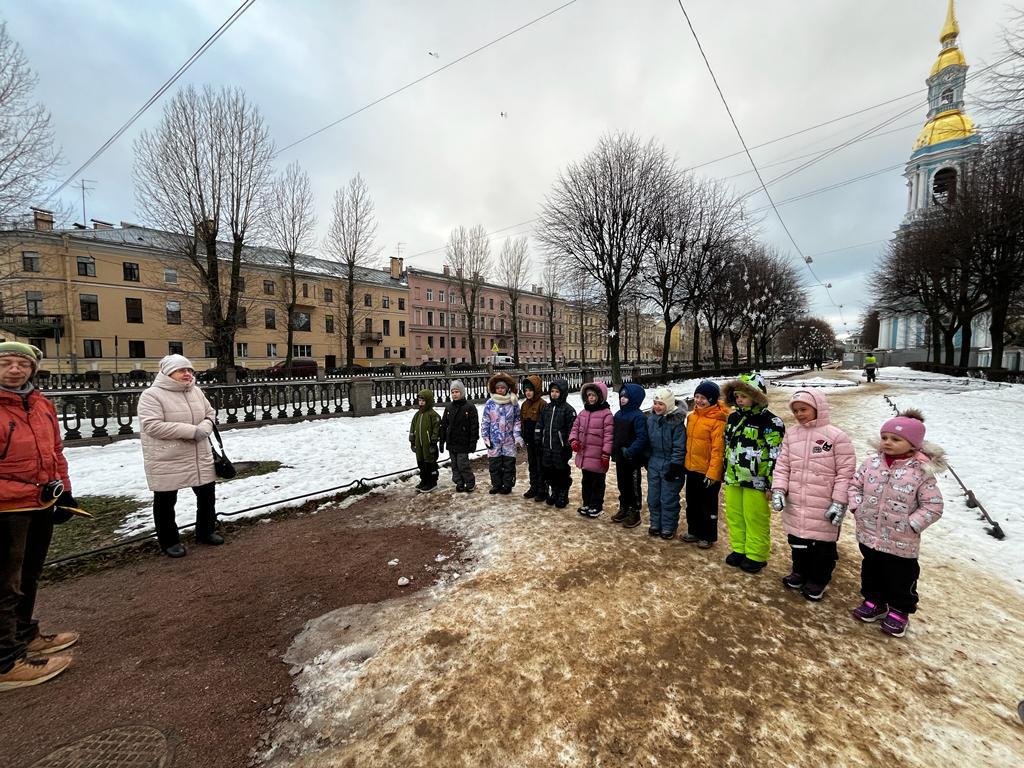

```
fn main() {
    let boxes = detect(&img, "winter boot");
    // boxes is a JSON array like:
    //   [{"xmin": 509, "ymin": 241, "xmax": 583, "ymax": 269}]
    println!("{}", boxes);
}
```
[
  {"xmin": 697, "ymin": 540, "xmax": 714, "ymax": 549},
  {"xmin": 801, "ymin": 583, "xmax": 826, "ymax": 601},
  {"xmin": 679, "ymin": 532, "xmax": 699, "ymax": 543},
  {"xmin": 622, "ymin": 507, "xmax": 642, "ymax": 529},
  {"xmin": 781, "ymin": 572, "xmax": 805, "ymax": 590},
  {"xmin": 0, "ymin": 655, "xmax": 71, "ymax": 692},
  {"xmin": 647, "ymin": 526, "xmax": 660, "ymax": 537},
  {"xmin": 555, "ymin": 487, "xmax": 569, "ymax": 509},
  {"xmin": 879, "ymin": 609, "xmax": 910, "ymax": 638},
  {"xmin": 523, "ymin": 487, "xmax": 537, "ymax": 499},
  {"xmin": 740, "ymin": 557, "xmax": 766, "ymax": 574},
  {"xmin": 610, "ymin": 506, "xmax": 629, "ymax": 524},
  {"xmin": 725, "ymin": 551, "xmax": 745, "ymax": 568},
  {"xmin": 851, "ymin": 600, "xmax": 887, "ymax": 623}
]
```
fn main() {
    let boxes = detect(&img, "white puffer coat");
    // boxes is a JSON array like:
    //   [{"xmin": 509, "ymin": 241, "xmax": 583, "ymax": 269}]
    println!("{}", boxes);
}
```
[{"xmin": 138, "ymin": 373, "xmax": 216, "ymax": 492}]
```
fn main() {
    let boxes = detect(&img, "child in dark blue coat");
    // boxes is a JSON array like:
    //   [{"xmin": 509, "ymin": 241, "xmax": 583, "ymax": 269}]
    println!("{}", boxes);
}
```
[{"xmin": 611, "ymin": 383, "xmax": 649, "ymax": 529}]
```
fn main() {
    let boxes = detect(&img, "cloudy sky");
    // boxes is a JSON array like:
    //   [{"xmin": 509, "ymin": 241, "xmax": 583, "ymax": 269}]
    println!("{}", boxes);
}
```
[{"xmin": 3, "ymin": 0, "xmax": 1012, "ymax": 336}]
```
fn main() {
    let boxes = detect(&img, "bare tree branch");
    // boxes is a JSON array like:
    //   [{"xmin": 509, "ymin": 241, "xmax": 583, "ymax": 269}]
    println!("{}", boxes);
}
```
[
  {"xmin": 446, "ymin": 224, "xmax": 491, "ymax": 365},
  {"xmin": 496, "ymin": 236, "xmax": 530, "ymax": 366}
]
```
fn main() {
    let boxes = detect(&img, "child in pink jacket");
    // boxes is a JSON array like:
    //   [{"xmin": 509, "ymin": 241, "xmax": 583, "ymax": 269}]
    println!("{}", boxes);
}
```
[
  {"xmin": 569, "ymin": 381, "xmax": 614, "ymax": 518},
  {"xmin": 847, "ymin": 409, "xmax": 945, "ymax": 638},
  {"xmin": 771, "ymin": 389, "xmax": 856, "ymax": 602}
]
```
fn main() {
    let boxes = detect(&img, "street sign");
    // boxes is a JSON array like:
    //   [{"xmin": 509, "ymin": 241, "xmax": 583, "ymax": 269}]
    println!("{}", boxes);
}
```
[{"xmin": 491, "ymin": 342, "xmax": 499, "ymax": 353}]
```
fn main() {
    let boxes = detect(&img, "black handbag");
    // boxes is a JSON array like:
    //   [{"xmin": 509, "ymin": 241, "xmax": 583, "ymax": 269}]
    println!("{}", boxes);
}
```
[{"xmin": 209, "ymin": 423, "xmax": 237, "ymax": 479}]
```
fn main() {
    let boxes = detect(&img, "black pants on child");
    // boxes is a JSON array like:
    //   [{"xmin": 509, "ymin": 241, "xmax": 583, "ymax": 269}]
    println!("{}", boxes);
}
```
[
  {"xmin": 542, "ymin": 460, "xmax": 571, "ymax": 496},
  {"xmin": 153, "ymin": 482, "xmax": 217, "ymax": 551},
  {"xmin": 525, "ymin": 442, "xmax": 543, "ymax": 492},
  {"xmin": 488, "ymin": 455, "xmax": 515, "ymax": 491},
  {"xmin": 418, "ymin": 460, "xmax": 439, "ymax": 489},
  {"xmin": 789, "ymin": 534, "xmax": 838, "ymax": 586},
  {"xmin": 449, "ymin": 453, "xmax": 474, "ymax": 489},
  {"xmin": 581, "ymin": 470, "xmax": 607, "ymax": 511},
  {"xmin": 859, "ymin": 543, "xmax": 920, "ymax": 614},
  {"xmin": 684, "ymin": 470, "xmax": 721, "ymax": 542},
  {"xmin": 0, "ymin": 511, "xmax": 53, "ymax": 673},
  {"xmin": 615, "ymin": 457, "xmax": 642, "ymax": 511}
]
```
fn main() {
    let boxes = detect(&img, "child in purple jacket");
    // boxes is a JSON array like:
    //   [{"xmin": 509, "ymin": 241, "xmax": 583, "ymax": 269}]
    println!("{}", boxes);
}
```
[{"xmin": 569, "ymin": 381, "xmax": 614, "ymax": 518}]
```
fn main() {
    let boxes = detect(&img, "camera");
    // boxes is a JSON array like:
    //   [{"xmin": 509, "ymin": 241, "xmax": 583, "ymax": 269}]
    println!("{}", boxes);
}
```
[{"xmin": 40, "ymin": 479, "xmax": 64, "ymax": 504}]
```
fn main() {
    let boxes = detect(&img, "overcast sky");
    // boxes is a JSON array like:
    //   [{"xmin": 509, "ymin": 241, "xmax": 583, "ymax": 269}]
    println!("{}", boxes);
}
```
[{"xmin": 3, "ymin": 0, "xmax": 1012, "ymax": 336}]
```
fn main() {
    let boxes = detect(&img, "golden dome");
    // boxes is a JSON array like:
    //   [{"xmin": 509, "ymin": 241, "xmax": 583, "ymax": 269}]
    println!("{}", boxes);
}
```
[
  {"xmin": 912, "ymin": 110, "xmax": 976, "ymax": 150},
  {"xmin": 930, "ymin": 45, "xmax": 965, "ymax": 76},
  {"xmin": 940, "ymin": 0, "xmax": 959, "ymax": 42}
]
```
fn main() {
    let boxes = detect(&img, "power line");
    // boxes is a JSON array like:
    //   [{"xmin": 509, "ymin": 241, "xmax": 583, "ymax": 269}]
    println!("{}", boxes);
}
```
[
  {"xmin": 47, "ymin": 0, "xmax": 257, "ymax": 202},
  {"xmin": 274, "ymin": 0, "xmax": 580, "ymax": 156}
]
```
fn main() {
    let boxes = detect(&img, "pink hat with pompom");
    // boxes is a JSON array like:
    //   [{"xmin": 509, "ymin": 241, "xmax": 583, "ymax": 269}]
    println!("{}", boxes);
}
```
[{"xmin": 880, "ymin": 410, "xmax": 925, "ymax": 449}]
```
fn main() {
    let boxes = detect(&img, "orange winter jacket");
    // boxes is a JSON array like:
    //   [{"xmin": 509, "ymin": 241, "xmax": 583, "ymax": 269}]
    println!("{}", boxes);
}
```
[
  {"xmin": 0, "ymin": 388, "xmax": 71, "ymax": 513},
  {"xmin": 684, "ymin": 401, "xmax": 729, "ymax": 482}
]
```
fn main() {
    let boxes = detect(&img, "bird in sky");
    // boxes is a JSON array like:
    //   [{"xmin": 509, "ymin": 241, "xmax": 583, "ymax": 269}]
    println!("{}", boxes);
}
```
[
  {"xmin": 427, "ymin": 51, "xmax": 439, "ymax": 58},
  {"xmin": 500, "ymin": 111, "xmax": 508, "ymax": 118}
]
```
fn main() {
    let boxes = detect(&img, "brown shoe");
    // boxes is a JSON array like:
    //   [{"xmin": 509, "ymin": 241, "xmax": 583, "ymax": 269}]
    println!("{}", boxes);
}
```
[
  {"xmin": 0, "ymin": 655, "xmax": 71, "ymax": 692},
  {"xmin": 27, "ymin": 631, "xmax": 79, "ymax": 655}
]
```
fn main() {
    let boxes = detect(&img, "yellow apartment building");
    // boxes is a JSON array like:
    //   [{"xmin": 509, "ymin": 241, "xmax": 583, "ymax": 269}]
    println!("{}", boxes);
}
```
[{"xmin": 0, "ymin": 211, "xmax": 410, "ymax": 372}]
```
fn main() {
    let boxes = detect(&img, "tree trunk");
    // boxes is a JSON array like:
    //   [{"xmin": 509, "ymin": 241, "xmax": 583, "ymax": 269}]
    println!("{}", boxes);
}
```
[
  {"xmin": 285, "ymin": 269, "xmax": 297, "ymax": 369},
  {"xmin": 345, "ymin": 276, "xmax": 356, "ymax": 367},
  {"xmin": 928, "ymin": 315, "xmax": 941, "ymax": 363},
  {"xmin": 691, "ymin": 314, "xmax": 700, "ymax": 369},
  {"xmin": 608, "ymin": 302, "xmax": 622, "ymax": 388},
  {"xmin": 709, "ymin": 329, "xmax": 721, "ymax": 369},
  {"xmin": 943, "ymin": 328, "xmax": 956, "ymax": 366},
  {"xmin": 467, "ymin": 300, "xmax": 478, "ymax": 366},
  {"xmin": 660, "ymin": 313, "xmax": 676, "ymax": 374},
  {"xmin": 548, "ymin": 304, "xmax": 557, "ymax": 367},
  {"xmin": 989, "ymin": 303, "xmax": 1008, "ymax": 373},
  {"xmin": 957, "ymin": 315, "xmax": 973, "ymax": 369},
  {"xmin": 511, "ymin": 305, "xmax": 520, "ymax": 367},
  {"xmin": 729, "ymin": 330, "xmax": 740, "ymax": 366}
]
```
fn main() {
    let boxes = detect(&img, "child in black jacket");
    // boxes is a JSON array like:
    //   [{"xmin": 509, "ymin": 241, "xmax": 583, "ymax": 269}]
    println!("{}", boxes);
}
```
[{"xmin": 439, "ymin": 380, "xmax": 479, "ymax": 492}]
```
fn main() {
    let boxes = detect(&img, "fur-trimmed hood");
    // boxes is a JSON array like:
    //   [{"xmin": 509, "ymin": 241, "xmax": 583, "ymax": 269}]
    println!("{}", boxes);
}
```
[
  {"xmin": 722, "ymin": 377, "xmax": 769, "ymax": 408},
  {"xmin": 487, "ymin": 372, "xmax": 517, "ymax": 395},
  {"xmin": 866, "ymin": 438, "xmax": 948, "ymax": 476},
  {"xmin": 581, "ymin": 380, "xmax": 608, "ymax": 405}
]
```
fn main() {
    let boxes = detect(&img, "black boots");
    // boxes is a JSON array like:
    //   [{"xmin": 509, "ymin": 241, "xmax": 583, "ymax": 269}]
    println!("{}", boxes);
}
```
[
  {"xmin": 622, "ymin": 507, "xmax": 641, "ymax": 529},
  {"xmin": 611, "ymin": 506, "xmax": 629, "ymax": 524},
  {"xmin": 554, "ymin": 487, "xmax": 569, "ymax": 509}
]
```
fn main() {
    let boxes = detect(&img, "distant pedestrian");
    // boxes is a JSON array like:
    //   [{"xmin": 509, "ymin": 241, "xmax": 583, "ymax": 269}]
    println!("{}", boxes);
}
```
[
  {"xmin": 138, "ymin": 354, "xmax": 221, "ymax": 558},
  {"xmin": 771, "ymin": 388, "xmax": 856, "ymax": 601},
  {"xmin": 646, "ymin": 388, "xmax": 687, "ymax": 540},
  {"xmin": 681, "ymin": 380, "xmax": 729, "ymax": 548},
  {"xmin": 537, "ymin": 378, "xmax": 576, "ymax": 508},
  {"xmin": 569, "ymin": 381, "xmax": 614, "ymax": 518},
  {"xmin": 722, "ymin": 373, "xmax": 785, "ymax": 573},
  {"xmin": 848, "ymin": 409, "xmax": 944, "ymax": 638},
  {"xmin": 0, "ymin": 342, "xmax": 80, "ymax": 692},
  {"xmin": 409, "ymin": 388, "xmax": 441, "ymax": 493},
  {"xmin": 611, "ymin": 383, "xmax": 649, "ymax": 529},
  {"xmin": 864, "ymin": 354, "xmax": 878, "ymax": 383},
  {"xmin": 480, "ymin": 373, "xmax": 522, "ymax": 494},
  {"xmin": 519, "ymin": 375, "xmax": 546, "ymax": 499},
  {"xmin": 439, "ymin": 380, "xmax": 478, "ymax": 493}
]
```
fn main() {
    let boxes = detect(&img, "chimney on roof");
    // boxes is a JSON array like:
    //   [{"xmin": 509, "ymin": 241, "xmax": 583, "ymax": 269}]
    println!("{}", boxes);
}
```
[
  {"xmin": 91, "ymin": 219, "xmax": 113, "ymax": 230},
  {"xmin": 30, "ymin": 207, "xmax": 54, "ymax": 231},
  {"xmin": 390, "ymin": 256, "xmax": 403, "ymax": 280},
  {"xmin": 443, "ymin": 265, "xmax": 450, "ymax": 277}
]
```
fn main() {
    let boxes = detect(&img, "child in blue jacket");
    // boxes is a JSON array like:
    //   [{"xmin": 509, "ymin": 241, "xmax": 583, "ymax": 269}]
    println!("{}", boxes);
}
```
[
  {"xmin": 611, "ymin": 383, "xmax": 649, "ymax": 529},
  {"xmin": 646, "ymin": 387, "xmax": 687, "ymax": 540}
]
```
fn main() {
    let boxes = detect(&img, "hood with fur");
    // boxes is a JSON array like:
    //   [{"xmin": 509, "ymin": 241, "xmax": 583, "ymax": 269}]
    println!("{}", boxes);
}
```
[{"xmin": 723, "ymin": 376, "xmax": 769, "ymax": 408}]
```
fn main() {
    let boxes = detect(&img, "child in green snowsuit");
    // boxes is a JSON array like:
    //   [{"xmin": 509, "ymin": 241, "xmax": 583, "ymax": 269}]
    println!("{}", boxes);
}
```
[
  {"xmin": 409, "ymin": 388, "xmax": 441, "ymax": 492},
  {"xmin": 722, "ymin": 373, "xmax": 785, "ymax": 574}
]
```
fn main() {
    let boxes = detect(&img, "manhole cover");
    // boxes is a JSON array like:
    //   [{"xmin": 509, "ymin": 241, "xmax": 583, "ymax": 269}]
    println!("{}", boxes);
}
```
[{"xmin": 29, "ymin": 725, "xmax": 169, "ymax": 768}]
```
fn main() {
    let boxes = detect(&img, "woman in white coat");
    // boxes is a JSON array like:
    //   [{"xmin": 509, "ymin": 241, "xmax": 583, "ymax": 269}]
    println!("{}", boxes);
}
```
[{"xmin": 138, "ymin": 354, "xmax": 221, "ymax": 557}]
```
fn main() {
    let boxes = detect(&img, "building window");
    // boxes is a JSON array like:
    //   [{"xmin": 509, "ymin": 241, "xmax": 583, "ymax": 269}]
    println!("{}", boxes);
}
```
[
  {"xmin": 165, "ymin": 301, "xmax": 181, "ymax": 325},
  {"xmin": 236, "ymin": 307, "xmax": 247, "ymax": 328},
  {"xmin": 265, "ymin": 308, "xmax": 276, "ymax": 329},
  {"xmin": 164, "ymin": 268, "xmax": 178, "ymax": 283},
  {"xmin": 439, "ymin": 336, "xmax": 445, "ymax": 348},
  {"xmin": 237, "ymin": 277, "xmax": 246, "ymax": 293},
  {"xmin": 461, "ymin": 337, "xmax": 467, "ymax": 349},
  {"xmin": 325, "ymin": 314, "xmax": 334, "ymax": 334},
  {"xmin": 439, "ymin": 313, "xmax": 446, "ymax": 327},
  {"xmin": 302, "ymin": 282, "xmax": 309, "ymax": 299},
  {"xmin": 267, "ymin": 343, "xmax": 278, "ymax": 358},
  {"xmin": 364, "ymin": 317, "xmax": 373, "ymax": 332},
  {"xmin": 381, "ymin": 295, "xmax": 389, "ymax": 309},
  {"xmin": 426, "ymin": 288, "xmax": 433, "ymax": 301},
  {"xmin": 79, "ymin": 293, "xmax": 99, "ymax": 321},
  {"xmin": 236, "ymin": 342, "xmax": 249, "ymax": 358},
  {"xmin": 399, "ymin": 346, "xmax": 406, "ymax": 358},
  {"xmin": 292, "ymin": 344, "xmax": 311, "ymax": 357},
  {"xmin": 21, "ymin": 252, "xmax": 40, "ymax": 272},
  {"xmin": 83, "ymin": 339, "xmax": 102, "ymax": 358},
  {"xmin": 25, "ymin": 291, "xmax": 43, "ymax": 317},
  {"xmin": 123, "ymin": 262, "xmax": 140, "ymax": 281},
  {"xmin": 263, "ymin": 280, "xmax": 275, "ymax": 295},
  {"xmin": 427, "ymin": 335, "xmax": 433, "ymax": 349},
  {"xmin": 168, "ymin": 341, "xmax": 184, "ymax": 355},
  {"xmin": 438, "ymin": 290, "xmax": 445, "ymax": 304},
  {"xmin": 77, "ymin": 256, "xmax": 96, "ymax": 276},
  {"xmin": 364, "ymin": 293, "xmax": 373, "ymax": 307},
  {"xmin": 128, "ymin": 340, "xmax": 146, "ymax": 358},
  {"xmin": 383, "ymin": 319, "xmax": 391, "ymax": 336},
  {"xmin": 366, "ymin": 346, "xmax": 374, "ymax": 359},
  {"xmin": 427, "ymin": 310, "xmax": 433, "ymax": 326},
  {"xmin": 125, "ymin": 298, "xmax": 143, "ymax": 323},
  {"xmin": 291, "ymin": 311, "xmax": 311, "ymax": 332},
  {"xmin": 399, "ymin": 320, "xmax": 406, "ymax": 337},
  {"xmin": 324, "ymin": 288, "xmax": 333, "ymax": 303},
  {"xmin": 398, "ymin": 298, "xmax": 405, "ymax": 310},
  {"xmin": 204, "ymin": 342, "xmax": 217, "ymax": 358},
  {"xmin": 384, "ymin": 347, "xmax": 391, "ymax": 359},
  {"xmin": 480, "ymin": 297, "xmax": 485, "ymax": 308}
]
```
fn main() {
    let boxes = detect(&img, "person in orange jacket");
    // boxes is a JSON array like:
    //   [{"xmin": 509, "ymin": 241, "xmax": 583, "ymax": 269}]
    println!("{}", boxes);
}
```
[{"xmin": 681, "ymin": 380, "xmax": 729, "ymax": 548}]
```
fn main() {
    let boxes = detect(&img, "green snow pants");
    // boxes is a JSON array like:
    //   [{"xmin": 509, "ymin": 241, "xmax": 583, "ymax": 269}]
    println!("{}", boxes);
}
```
[{"xmin": 724, "ymin": 485, "xmax": 771, "ymax": 563}]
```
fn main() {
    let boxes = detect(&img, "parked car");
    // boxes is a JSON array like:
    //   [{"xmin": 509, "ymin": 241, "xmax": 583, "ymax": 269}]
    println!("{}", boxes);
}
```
[
  {"xmin": 418, "ymin": 361, "xmax": 444, "ymax": 372},
  {"xmin": 266, "ymin": 357, "xmax": 318, "ymax": 378},
  {"xmin": 196, "ymin": 365, "xmax": 249, "ymax": 384},
  {"xmin": 451, "ymin": 362, "xmax": 479, "ymax": 372}
]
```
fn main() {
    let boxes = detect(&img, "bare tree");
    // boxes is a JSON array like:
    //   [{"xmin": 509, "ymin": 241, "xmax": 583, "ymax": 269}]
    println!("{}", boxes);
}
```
[
  {"xmin": 134, "ymin": 85, "xmax": 273, "ymax": 368},
  {"xmin": 541, "ymin": 257, "xmax": 562, "ymax": 367},
  {"xmin": 981, "ymin": 9, "xmax": 1024, "ymax": 126},
  {"xmin": 267, "ymin": 161, "xmax": 317, "ymax": 369},
  {"xmin": 324, "ymin": 173, "xmax": 379, "ymax": 369},
  {"xmin": 0, "ymin": 23, "xmax": 61, "ymax": 222},
  {"xmin": 536, "ymin": 132, "xmax": 674, "ymax": 387},
  {"xmin": 737, "ymin": 244, "xmax": 807, "ymax": 367},
  {"xmin": 446, "ymin": 225, "xmax": 491, "ymax": 365},
  {"xmin": 496, "ymin": 236, "xmax": 530, "ymax": 367}
]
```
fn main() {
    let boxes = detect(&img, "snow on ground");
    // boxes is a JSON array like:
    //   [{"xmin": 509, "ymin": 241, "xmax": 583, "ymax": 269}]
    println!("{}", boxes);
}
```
[{"xmin": 256, "ymin": 369, "xmax": 1024, "ymax": 768}]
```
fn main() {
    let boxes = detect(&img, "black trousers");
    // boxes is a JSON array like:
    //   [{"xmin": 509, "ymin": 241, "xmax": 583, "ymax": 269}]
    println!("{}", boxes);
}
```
[
  {"xmin": 581, "ymin": 470, "xmax": 607, "ymax": 511},
  {"xmin": 865, "ymin": 368, "xmax": 876, "ymax": 382},
  {"xmin": 542, "ymin": 460, "xmax": 571, "ymax": 493},
  {"xmin": 859, "ymin": 543, "xmax": 920, "ymax": 614},
  {"xmin": 0, "ymin": 511, "xmax": 53, "ymax": 672},
  {"xmin": 615, "ymin": 457, "xmax": 643, "ymax": 511},
  {"xmin": 684, "ymin": 470, "xmax": 721, "ymax": 542},
  {"xmin": 525, "ymin": 442, "xmax": 543, "ymax": 492},
  {"xmin": 788, "ymin": 534, "xmax": 839, "ymax": 586},
  {"xmin": 417, "ymin": 460, "xmax": 439, "ymax": 488},
  {"xmin": 488, "ymin": 456, "xmax": 516, "ymax": 490},
  {"xmin": 153, "ymin": 482, "xmax": 217, "ymax": 551}
]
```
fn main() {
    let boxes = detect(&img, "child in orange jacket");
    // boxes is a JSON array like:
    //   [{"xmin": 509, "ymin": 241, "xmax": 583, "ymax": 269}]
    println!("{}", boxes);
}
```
[{"xmin": 682, "ymin": 380, "xmax": 729, "ymax": 547}]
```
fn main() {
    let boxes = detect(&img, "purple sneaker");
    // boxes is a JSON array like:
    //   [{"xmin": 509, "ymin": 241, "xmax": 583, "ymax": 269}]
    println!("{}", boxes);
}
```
[
  {"xmin": 781, "ymin": 572, "xmax": 805, "ymax": 590},
  {"xmin": 879, "ymin": 609, "xmax": 909, "ymax": 638},
  {"xmin": 851, "ymin": 600, "xmax": 887, "ymax": 623}
]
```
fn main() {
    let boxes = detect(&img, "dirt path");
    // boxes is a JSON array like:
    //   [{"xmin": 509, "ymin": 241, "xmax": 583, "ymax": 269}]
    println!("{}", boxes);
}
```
[
  {"xmin": 261, "ymin": 374, "xmax": 1024, "ymax": 767},
  {"xmin": 2, "ymin": 507, "xmax": 464, "ymax": 768}
]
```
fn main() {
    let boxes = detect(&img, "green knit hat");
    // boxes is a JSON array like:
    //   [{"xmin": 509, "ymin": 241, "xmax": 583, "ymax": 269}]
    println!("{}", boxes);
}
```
[{"xmin": 0, "ymin": 341, "xmax": 42, "ymax": 372}]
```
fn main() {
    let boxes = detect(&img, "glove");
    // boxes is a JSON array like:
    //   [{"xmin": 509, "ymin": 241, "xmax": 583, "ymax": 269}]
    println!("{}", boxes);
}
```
[
  {"xmin": 600, "ymin": 455, "xmax": 610, "ymax": 471},
  {"xmin": 52, "ymin": 491, "xmax": 91, "ymax": 524},
  {"xmin": 665, "ymin": 464, "xmax": 684, "ymax": 482},
  {"xmin": 570, "ymin": 439, "xmax": 581, "ymax": 453},
  {"xmin": 771, "ymin": 490, "xmax": 785, "ymax": 512},
  {"xmin": 825, "ymin": 502, "xmax": 847, "ymax": 526},
  {"xmin": 703, "ymin": 476, "xmax": 715, "ymax": 488}
]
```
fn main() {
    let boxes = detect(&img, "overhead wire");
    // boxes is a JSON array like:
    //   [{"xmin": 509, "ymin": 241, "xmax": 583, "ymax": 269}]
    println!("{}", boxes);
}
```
[{"xmin": 46, "ymin": 0, "xmax": 257, "ymax": 202}]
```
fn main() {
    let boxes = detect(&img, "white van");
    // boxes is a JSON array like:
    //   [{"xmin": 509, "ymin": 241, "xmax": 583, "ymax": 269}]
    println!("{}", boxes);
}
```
[{"xmin": 492, "ymin": 354, "xmax": 515, "ymax": 368}]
